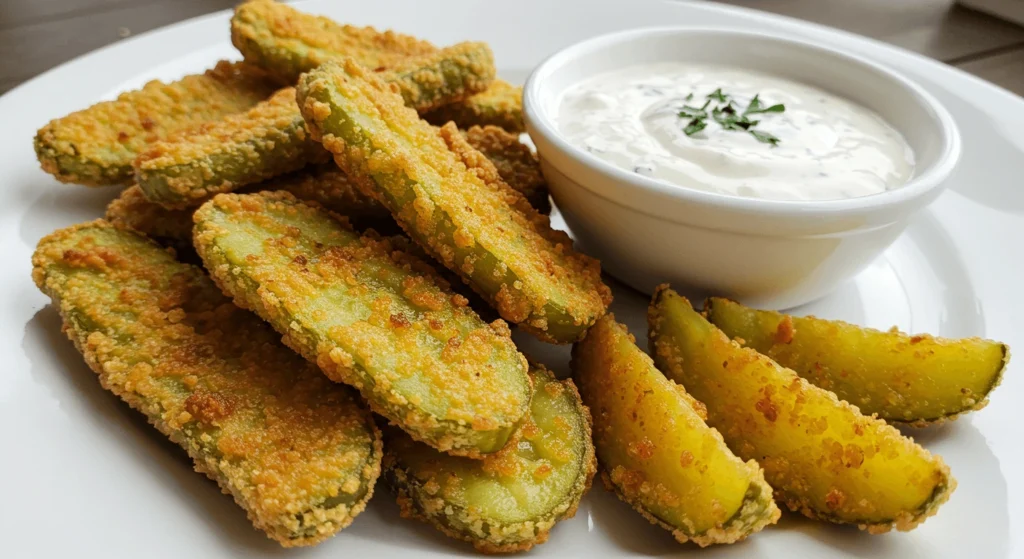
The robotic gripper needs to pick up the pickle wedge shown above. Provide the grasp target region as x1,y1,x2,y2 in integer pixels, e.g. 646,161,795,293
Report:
106,185,196,250
462,125,549,214
571,315,779,546
230,0,436,84
297,60,610,343
193,191,532,457
648,287,955,533
705,297,1009,426
32,221,382,546
386,365,596,553
34,60,279,186
135,42,495,209
424,80,525,133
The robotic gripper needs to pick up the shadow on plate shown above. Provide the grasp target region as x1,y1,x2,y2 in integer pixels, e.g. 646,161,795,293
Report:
18,179,120,248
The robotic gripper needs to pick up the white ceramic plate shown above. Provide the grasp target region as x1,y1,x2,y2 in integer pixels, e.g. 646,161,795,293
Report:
1,1,1020,557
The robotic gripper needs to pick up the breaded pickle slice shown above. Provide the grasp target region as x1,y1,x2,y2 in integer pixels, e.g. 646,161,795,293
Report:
107,169,389,250
230,0,436,84
135,43,495,209
424,80,525,133
134,88,331,209
193,191,531,456
34,61,279,186
462,125,549,214
648,287,956,533
230,0,516,131
297,60,610,343
571,315,779,546
32,221,382,546
705,297,1009,426
386,365,596,553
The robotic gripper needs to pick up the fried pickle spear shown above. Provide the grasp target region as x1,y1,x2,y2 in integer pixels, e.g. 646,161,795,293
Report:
425,80,525,133
230,0,522,131
135,43,496,209
572,315,779,546
386,364,595,553
648,287,955,533
705,297,1010,426
107,168,390,249
462,125,549,213
193,191,532,457
230,0,436,84
297,60,610,343
34,61,279,186
32,221,382,546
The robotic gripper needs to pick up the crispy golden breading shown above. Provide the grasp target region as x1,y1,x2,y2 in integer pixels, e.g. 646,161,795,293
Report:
296,60,610,344
462,125,549,214
705,297,1010,426
386,365,596,553
425,80,524,133
32,221,382,546
572,315,779,546
231,0,517,130
135,43,495,209
105,185,195,248
230,0,435,83
648,287,956,533
34,61,279,186
193,191,532,457
134,87,331,208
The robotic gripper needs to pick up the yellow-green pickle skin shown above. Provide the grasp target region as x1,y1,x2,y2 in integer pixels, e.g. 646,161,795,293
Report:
385,365,596,553
648,287,956,533
571,314,779,546
193,191,532,458
31,221,382,547
705,297,1010,425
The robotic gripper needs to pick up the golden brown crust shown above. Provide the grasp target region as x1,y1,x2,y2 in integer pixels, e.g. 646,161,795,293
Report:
424,80,524,133
296,60,609,343
34,61,279,186
462,125,549,213
230,0,435,83
32,220,382,546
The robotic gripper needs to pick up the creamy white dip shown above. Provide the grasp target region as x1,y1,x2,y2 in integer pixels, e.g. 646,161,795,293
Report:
556,63,915,200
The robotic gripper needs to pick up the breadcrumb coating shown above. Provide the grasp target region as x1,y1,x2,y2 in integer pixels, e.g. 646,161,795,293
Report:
134,43,495,209
230,0,436,84
705,297,1010,426
461,125,549,214
648,287,956,533
31,220,382,546
106,185,196,250
135,87,330,208
193,191,532,457
572,315,779,546
386,365,596,553
34,61,279,186
425,80,524,133
296,60,610,344
230,0,515,131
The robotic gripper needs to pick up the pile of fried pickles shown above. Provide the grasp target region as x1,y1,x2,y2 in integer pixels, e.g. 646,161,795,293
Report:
30,0,1009,552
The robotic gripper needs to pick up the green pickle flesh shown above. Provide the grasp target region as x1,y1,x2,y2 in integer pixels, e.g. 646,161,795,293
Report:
135,42,495,209
386,365,596,553
296,60,610,344
705,297,1009,425
648,287,956,533
193,191,532,457
571,315,779,546
31,221,382,546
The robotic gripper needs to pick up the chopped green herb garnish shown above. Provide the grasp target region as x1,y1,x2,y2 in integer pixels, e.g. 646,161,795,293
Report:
683,118,707,136
706,88,728,103
680,89,785,145
749,129,781,146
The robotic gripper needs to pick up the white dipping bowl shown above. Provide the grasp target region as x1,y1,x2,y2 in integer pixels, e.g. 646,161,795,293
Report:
523,27,961,309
